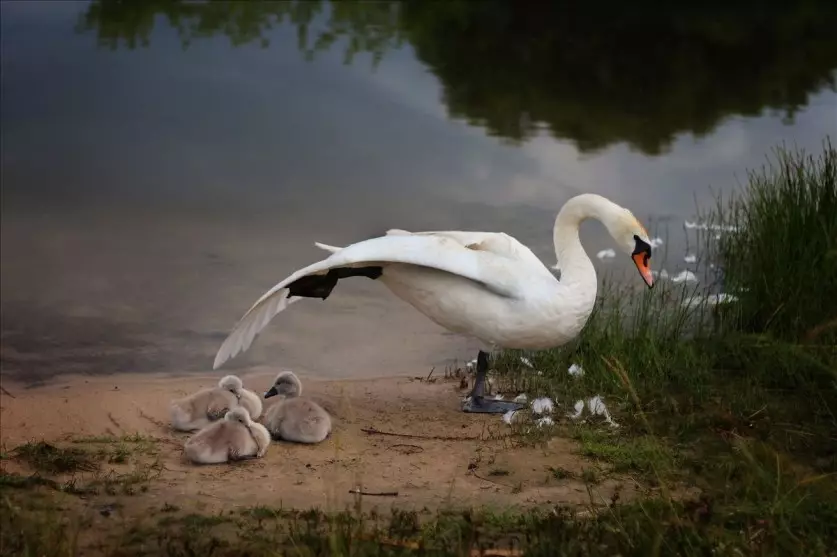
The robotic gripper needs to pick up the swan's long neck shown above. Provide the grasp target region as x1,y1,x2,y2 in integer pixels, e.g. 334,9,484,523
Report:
553,194,618,289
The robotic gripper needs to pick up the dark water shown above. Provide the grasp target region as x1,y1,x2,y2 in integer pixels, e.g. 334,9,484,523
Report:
2,1,836,382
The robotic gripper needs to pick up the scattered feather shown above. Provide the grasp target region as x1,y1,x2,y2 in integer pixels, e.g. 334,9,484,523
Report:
684,220,738,232
682,293,739,308
596,249,616,260
519,356,533,368
568,396,619,428
531,397,554,415
493,393,504,401
502,410,519,425
649,237,664,249
586,395,619,428
568,363,584,377
535,416,554,428
672,270,698,283
653,269,672,280
568,400,585,420
684,254,697,264
513,393,528,403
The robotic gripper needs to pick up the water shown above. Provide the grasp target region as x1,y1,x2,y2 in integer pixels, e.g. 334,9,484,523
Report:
2,1,836,383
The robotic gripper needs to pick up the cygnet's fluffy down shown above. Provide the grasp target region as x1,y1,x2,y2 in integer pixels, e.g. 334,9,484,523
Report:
263,371,331,444
184,407,271,464
237,387,263,422
170,374,262,432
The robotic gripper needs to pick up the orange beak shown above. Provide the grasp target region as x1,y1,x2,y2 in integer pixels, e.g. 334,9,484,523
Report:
632,252,654,289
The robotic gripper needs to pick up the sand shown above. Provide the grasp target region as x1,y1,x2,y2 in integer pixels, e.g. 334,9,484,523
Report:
0,368,636,520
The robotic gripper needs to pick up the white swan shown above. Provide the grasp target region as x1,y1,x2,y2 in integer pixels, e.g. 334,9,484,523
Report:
212,193,654,414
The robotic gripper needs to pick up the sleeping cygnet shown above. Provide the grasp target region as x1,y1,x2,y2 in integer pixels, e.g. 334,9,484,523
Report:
170,374,262,432
184,407,271,464
236,383,263,422
263,371,332,444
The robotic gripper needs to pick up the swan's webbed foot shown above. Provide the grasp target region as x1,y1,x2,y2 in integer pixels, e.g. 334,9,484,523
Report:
462,396,526,414
461,350,526,414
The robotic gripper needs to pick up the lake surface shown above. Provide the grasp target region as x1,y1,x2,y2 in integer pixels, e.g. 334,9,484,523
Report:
2,1,836,383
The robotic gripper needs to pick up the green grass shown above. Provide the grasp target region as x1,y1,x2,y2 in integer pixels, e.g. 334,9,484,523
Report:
11,441,99,474
6,495,833,556
95,461,163,496
708,138,837,342
2,435,163,502
486,141,837,554
1,142,835,556
0,496,82,557
574,428,677,480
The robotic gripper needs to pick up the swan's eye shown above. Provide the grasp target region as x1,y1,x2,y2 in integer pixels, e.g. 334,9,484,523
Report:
632,235,651,258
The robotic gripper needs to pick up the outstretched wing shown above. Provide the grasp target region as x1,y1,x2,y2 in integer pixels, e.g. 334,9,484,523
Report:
213,234,531,370
384,229,548,270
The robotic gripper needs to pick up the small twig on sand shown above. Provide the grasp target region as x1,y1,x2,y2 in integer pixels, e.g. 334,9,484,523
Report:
137,409,169,430
107,412,123,432
1,386,16,398
388,443,424,454
349,489,399,497
470,471,513,489
360,427,479,442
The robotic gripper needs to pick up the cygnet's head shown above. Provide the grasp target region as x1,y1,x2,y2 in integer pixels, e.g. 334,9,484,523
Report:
225,406,251,424
264,371,301,399
603,207,654,289
218,374,243,395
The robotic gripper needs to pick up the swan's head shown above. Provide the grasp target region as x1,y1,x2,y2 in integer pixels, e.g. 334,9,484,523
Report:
264,370,302,399
225,406,251,424
218,374,243,394
605,209,654,289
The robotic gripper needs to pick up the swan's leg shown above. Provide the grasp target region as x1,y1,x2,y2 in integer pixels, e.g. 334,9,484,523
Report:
461,350,526,414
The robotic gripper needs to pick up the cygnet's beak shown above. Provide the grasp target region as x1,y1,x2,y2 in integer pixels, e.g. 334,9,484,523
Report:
632,251,654,289
264,386,279,399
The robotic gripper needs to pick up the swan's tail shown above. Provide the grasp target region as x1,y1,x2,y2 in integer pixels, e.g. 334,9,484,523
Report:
314,242,342,253
385,229,413,236
316,229,412,253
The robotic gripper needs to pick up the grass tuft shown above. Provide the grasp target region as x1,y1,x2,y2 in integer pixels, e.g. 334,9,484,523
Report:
709,138,837,342
12,441,99,474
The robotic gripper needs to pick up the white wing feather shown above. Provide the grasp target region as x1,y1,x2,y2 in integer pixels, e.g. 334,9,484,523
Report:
386,229,546,269
213,234,535,369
